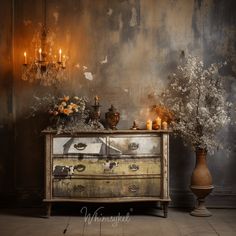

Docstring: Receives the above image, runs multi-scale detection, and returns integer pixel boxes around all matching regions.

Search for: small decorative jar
[105,105,120,130]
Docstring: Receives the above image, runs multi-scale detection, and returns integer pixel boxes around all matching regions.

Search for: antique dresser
[43,130,170,217]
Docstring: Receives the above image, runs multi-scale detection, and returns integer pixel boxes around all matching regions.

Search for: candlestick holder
[88,97,104,130]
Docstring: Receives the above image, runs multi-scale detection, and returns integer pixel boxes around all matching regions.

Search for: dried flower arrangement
[160,55,231,153]
[150,104,173,123]
[29,94,90,133]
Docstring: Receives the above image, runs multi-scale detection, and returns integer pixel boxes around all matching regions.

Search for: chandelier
[22,0,68,86]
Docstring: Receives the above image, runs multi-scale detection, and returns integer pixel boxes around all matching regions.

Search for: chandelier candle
[62,55,66,68]
[23,52,27,65]
[39,48,42,61]
[59,49,62,63]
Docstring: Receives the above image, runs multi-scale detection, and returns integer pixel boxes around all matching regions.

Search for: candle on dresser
[155,116,162,129]
[162,121,168,130]
[23,52,27,64]
[146,119,152,130]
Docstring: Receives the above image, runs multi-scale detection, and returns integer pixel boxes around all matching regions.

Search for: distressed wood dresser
[43,130,171,217]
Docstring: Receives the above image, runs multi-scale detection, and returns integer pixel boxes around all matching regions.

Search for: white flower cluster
[162,55,231,152]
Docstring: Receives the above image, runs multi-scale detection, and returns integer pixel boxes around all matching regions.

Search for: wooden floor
[0,207,235,236]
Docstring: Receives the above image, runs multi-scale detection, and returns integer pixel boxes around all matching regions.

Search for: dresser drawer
[108,135,161,156]
[52,158,161,176]
[52,177,161,198]
[53,137,107,155]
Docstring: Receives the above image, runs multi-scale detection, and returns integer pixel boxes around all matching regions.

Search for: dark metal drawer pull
[129,185,139,193]
[129,164,139,171]
[74,164,86,172]
[74,143,87,150]
[73,185,85,192]
[128,142,139,150]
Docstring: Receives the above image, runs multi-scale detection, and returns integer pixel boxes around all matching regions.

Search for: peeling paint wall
[0,0,236,206]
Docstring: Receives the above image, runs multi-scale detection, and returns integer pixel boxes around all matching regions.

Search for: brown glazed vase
[105,105,120,130]
[190,148,214,216]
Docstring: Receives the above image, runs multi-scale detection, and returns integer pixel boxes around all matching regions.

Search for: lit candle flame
[58,49,62,62]
[39,48,42,61]
[24,52,27,64]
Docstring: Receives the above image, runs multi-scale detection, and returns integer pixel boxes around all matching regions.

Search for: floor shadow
[0,202,174,218]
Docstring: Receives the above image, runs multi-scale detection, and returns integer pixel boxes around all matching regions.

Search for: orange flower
[58,105,64,113]
[61,101,67,107]
[71,103,79,109]
[67,104,73,110]
[63,108,73,116]
[63,96,70,102]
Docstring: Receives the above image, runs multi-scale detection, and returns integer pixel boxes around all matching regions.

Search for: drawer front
[108,135,161,156]
[53,137,107,155]
[52,177,161,198]
[53,158,161,176]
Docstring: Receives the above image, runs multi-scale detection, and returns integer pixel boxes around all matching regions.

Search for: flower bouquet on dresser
[29,94,90,133]
[160,55,231,216]
[47,95,89,131]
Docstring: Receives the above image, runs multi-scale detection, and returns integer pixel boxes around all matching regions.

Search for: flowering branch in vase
[160,55,231,153]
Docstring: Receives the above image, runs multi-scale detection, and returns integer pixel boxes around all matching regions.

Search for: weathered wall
[1,0,235,207]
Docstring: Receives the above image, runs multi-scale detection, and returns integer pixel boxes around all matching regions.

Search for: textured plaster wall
[0,0,235,206]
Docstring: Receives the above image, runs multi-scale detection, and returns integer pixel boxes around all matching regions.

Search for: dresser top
[42,129,171,135]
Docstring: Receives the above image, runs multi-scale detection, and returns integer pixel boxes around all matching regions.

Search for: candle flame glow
[24,52,27,57]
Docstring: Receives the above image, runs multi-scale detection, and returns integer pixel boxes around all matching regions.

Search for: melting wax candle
[146,119,152,130]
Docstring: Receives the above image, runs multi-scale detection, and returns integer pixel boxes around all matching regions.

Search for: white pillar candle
[162,121,168,130]
[146,119,152,130]
[155,116,162,129]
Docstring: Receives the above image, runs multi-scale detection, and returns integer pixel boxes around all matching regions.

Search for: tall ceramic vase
[190,148,214,217]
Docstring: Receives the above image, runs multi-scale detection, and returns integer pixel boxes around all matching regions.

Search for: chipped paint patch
[84,72,93,81]
[120,109,128,120]
[53,11,59,24]
[83,66,88,71]
[100,56,108,64]
[107,8,113,16]
[130,7,137,27]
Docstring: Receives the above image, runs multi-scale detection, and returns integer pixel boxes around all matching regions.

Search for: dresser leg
[163,202,169,218]
[46,203,52,218]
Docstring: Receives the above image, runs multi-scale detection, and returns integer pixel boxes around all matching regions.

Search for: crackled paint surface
[0,0,236,206]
